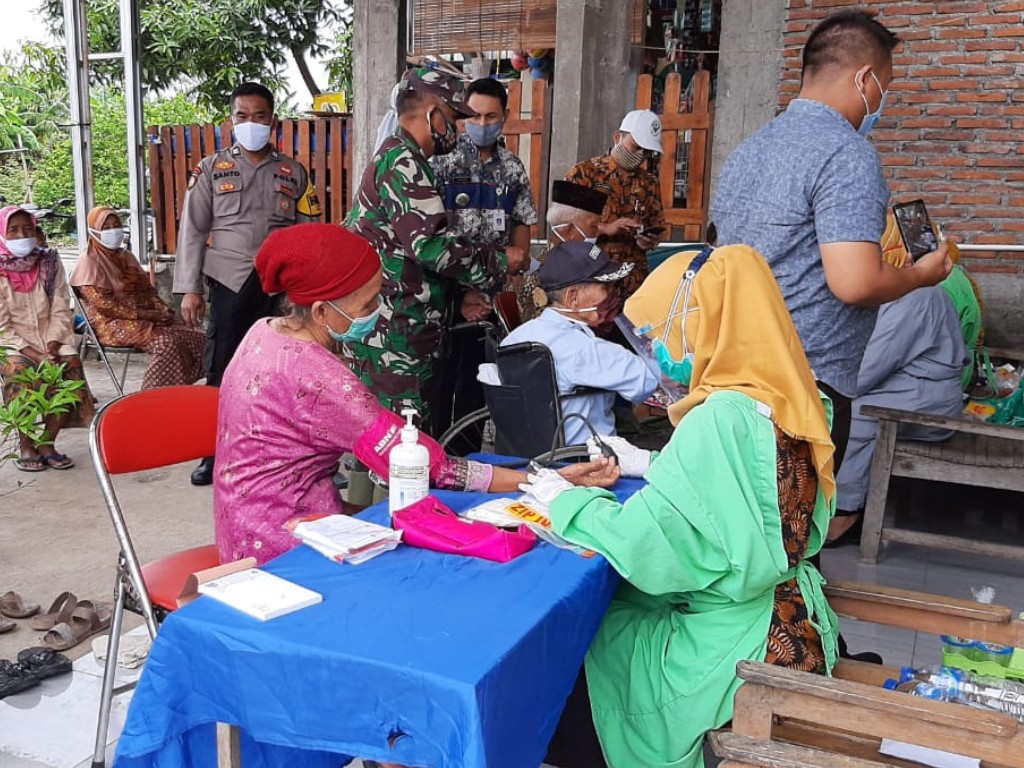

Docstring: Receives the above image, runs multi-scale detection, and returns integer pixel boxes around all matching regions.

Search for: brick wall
[781,0,1024,275]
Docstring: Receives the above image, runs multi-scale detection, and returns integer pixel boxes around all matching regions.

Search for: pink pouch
[353,408,447,478]
[392,496,537,563]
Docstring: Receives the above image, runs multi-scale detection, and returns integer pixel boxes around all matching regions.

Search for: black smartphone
[892,199,938,261]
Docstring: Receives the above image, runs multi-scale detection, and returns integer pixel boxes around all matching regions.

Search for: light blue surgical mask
[465,121,503,148]
[325,298,382,343]
[857,71,887,137]
[636,248,711,386]
[552,223,590,243]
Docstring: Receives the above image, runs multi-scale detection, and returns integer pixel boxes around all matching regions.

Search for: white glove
[518,468,574,506]
[587,435,651,478]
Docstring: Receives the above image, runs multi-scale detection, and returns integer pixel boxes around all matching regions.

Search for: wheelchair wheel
[438,407,493,457]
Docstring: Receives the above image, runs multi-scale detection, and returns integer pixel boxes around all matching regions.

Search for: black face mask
[427,107,458,155]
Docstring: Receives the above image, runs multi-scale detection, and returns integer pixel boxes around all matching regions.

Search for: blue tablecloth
[114,480,642,768]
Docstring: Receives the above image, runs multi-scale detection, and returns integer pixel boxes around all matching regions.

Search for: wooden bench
[858,346,1024,564]
[732,659,1024,767]
[718,582,1024,766]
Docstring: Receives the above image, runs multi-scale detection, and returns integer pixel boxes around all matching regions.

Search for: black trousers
[204,270,282,388]
[817,380,852,476]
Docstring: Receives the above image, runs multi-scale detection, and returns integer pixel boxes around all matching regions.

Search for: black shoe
[0,661,41,700]
[17,647,72,681]
[190,458,214,486]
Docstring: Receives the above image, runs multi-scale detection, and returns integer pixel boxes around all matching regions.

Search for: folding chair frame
[88,386,221,767]
[73,286,139,397]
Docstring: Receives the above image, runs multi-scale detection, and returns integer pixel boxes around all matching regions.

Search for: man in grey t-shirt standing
[711,10,951,543]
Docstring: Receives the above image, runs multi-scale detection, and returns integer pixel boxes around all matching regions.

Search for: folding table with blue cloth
[113,479,645,768]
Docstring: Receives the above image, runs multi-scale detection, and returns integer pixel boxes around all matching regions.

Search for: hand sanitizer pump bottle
[388,408,430,517]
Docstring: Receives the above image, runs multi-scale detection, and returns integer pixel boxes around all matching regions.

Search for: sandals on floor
[41,453,74,470]
[0,591,40,619]
[16,647,72,681]
[13,456,47,472]
[0,662,40,700]
[42,603,112,652]
[29,592,78,631]
[0,618,14,635]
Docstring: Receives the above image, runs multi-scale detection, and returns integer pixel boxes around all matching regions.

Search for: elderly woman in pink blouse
[213,223,617,565]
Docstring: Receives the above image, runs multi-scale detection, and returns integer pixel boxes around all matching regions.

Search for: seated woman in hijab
[214,223,617,565]
[0,205,95,471]
[535,245,839,768]
[69,206,205,389]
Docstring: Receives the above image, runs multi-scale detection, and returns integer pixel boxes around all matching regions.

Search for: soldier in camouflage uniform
[430,77,538,432]
[345,67,528,432]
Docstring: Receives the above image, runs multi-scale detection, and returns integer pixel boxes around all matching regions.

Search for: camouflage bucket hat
[399,66,477,117]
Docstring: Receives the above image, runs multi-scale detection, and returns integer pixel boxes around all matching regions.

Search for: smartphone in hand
[892,200,939,262]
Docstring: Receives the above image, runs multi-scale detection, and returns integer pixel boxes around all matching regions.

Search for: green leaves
[0,350,86,460]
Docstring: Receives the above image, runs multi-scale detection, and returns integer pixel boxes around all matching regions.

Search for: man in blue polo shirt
[711,10,951,543]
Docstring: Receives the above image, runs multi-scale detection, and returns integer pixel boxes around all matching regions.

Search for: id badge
[488,209,506,232]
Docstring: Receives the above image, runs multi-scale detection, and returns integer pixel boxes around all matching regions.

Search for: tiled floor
[2,479,1021,766]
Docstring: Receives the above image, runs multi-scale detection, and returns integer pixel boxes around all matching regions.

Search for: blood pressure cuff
[442,182,517,214]
[353,408,447,479]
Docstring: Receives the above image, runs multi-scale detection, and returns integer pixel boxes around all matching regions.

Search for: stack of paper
[198,568,322,621]
[292,514,402,564]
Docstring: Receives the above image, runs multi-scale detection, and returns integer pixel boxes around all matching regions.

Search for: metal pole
[121,0,148,262]
[63,0,94,245]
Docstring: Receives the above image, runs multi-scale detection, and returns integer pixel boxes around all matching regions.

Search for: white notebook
[197,568,322,621]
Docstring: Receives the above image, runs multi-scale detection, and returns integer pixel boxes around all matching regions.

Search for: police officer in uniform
[174,82,320,485]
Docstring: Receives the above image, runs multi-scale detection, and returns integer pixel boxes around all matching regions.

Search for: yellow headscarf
[624,244,836,504]
[881,209,959,268]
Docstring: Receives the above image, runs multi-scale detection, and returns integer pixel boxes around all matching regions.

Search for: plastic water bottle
[884,679,955,702]
[388,408,430,517]
[900,665,1024,720]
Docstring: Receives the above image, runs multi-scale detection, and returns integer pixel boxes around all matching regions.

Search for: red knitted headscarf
[256,223,381,306]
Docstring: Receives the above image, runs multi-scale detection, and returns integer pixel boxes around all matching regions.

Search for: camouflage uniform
[565,155,663,296]
[431,133,538,248]
[344,128,508,423]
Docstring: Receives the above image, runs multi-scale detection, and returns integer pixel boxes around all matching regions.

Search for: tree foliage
[41,0,348,109]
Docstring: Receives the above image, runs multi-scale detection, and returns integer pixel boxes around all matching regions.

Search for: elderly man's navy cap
[550,180,607,215]
[539,241,634,291]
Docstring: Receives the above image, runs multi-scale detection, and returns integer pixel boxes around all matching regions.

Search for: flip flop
[28,592,78,631]
[16,647,72,681]
[0,619,15,635]
[0,663,40,701]
[13,457,47,472]
[0,591,41,619]
[41,453,75,470]
[42,604,112,652]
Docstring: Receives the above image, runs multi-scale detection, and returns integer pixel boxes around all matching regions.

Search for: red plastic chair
[88,385,222,767]
[494,291,523,335]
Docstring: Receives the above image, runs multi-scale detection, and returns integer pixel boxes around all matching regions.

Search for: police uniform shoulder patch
[187,164,203,190]
[296,180,322,217]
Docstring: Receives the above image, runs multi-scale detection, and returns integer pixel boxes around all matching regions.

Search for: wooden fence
[636,70,714,242]
[147,117,353,254]
[147,75,712,253]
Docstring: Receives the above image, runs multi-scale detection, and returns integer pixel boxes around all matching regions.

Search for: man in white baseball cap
[565,109,666,297]
[619,108,663,153]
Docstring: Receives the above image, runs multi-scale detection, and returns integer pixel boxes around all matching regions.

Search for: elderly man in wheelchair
[480,241,659,455]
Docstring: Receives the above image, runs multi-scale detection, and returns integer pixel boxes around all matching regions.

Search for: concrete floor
[2,349,1024,766]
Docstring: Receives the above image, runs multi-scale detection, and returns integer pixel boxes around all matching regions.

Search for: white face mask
[5,237,37,258]
[91,228,125,250]
[234,120,273,152]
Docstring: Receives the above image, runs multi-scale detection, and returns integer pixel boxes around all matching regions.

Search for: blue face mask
[857,71,887,137]
[653,339,694,386]
[465,121,503,148]
[325,299,382,344]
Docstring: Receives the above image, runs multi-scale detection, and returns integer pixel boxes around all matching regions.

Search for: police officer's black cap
[550,181,607,215]
[539,241,634,291]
